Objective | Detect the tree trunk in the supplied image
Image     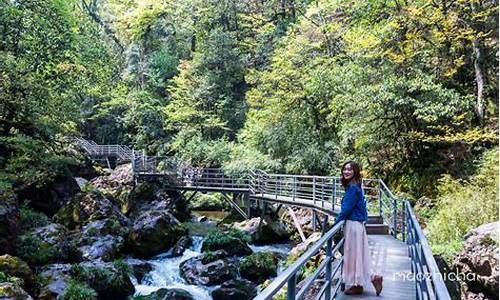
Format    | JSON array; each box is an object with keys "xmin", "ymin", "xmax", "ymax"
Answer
[{"xmin": 472, "ymin": 39, "xmax": 485, "ymax": 120}]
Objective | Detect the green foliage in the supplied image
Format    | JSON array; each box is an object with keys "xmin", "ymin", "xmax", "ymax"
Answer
[
  {"xmin": 425, "ymin": 147, "xmax": 499, "ymax": 262},
  {"xmin": 190, "ymin": 193, "xmax": 229, "ymax": 211},
  {"xmin": 59, "ymin": 280, "xmax": 97, "ymax": 300},
  {"xmin": 239, "ymin": 252, "xmax": 278, "ymax": 283},
  {"xmin": 19, "ymin": 204, "xmax": 49, "ymax": 232},
  {"xmin": 70, "ymin": 263, "xmax": 131, "ymax": 293},
  {"xmin": 203, "ymin": 228, "xmax": 250, "ymax": 250},
  {"xmin": 15, "ymin": 234, "xmax": 57, "ymax": 266}
]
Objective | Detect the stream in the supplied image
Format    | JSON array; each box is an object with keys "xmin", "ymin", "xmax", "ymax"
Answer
[{"xmin": 131, "ymin": 235, "xmax": 292, "ymax": 299}]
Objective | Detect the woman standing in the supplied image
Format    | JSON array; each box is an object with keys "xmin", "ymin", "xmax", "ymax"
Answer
[{"xmin": 333, "ymin": 161, "xmax": 383, "ymax": 296}]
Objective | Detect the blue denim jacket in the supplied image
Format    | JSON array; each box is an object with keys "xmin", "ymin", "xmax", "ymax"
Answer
[{"xmin": 333, "ymin": 183, "xmax": 368, "ymax": 225}]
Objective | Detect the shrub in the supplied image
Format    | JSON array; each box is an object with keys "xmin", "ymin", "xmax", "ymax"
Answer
[
  {"xmin": 239, "ymin": 252, "xmax": 278, "ymax": 283},
  {"xmin": 203, "ymin": 228, "xmax": 250, "ymax": 250},
  {"xmin": 425, "ymin": 147, "xmax": 499, "ymax": 262},
  {"xmin": 19, "ymin": 204, "xmax": 49, "ymax": 232},
  {"xmin": 59, "ymin": 280, "xmax": 97, "ymax": 300},
  {"xmin": 15, "ymin": 234, "xmax": 57, "ymax": 266}
]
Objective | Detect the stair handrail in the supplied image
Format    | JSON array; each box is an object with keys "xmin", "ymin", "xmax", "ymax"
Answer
[
  {"xmin": 404, "ymin": 199, "xmax": 451, "ymax": 300},
  {"xmin": 254, "ymin": 221, "xmax": 345, "ymax": 300}
]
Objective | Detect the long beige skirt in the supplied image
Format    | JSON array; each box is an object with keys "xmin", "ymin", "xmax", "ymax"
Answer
[{"xmin": 342, "ymin": 220, "xmax": 372, "ymax": 287}]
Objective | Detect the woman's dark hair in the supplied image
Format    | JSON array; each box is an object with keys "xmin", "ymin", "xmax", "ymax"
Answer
[{"xmin": 340, "ymin": 160, "xmax": 362, "ymax": 187}]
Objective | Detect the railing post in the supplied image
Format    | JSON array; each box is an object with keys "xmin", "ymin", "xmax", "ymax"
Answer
[
  {"xmin": 293, "ymin": 176, "xmax": 296, "ymax": 201},
  {"xmin": 287, "ymin": 274, "xmax": 296, "ymax": 300},
  {"xmin": 313, "ymin": 177, "xmax": 316, "ymax": 204},
  {"xmin": 378, "ymin": 180, "xmax": 383, "ymax": 217},
  {"xmin": 325, "ymin": 237, "xmax": 332, "ymax": 300},
  {"xmin": 402, "ymin": 200, "xmax": 406, "ymax": 242},
  {"xmin": 332, "ymin": 178, "xmax": 336, "ymax": 211},
  {"xmin": 393, "ymin": 197, "xmax": 397, "ymax": 238}
]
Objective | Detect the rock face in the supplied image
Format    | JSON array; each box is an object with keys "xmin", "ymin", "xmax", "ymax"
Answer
[
  {"xmin": 123, "ymin": 258, "xmax": 152, "ymax": 283},
  {"xmin": 54, "ymin": 190, "xmax": 128, "ymax": 229},
  {"xmin": 232, "ymin": 216, "xmax": 291, "ymax": 245},
  {"xmin": 0, "ymin": 282, "xmax": 33, "ymax": 300},
  {"xmin": 453, "ymin": 222, "xmax": 499, "ymax": 300},
  {"xmin": 0, "ymin": 191, "xmax": 20, "ymax": 254},
  {"xmin": 211, "ymin": 279, "xmax": 257, "ymax": 300},
  {"xmin": 90, "ymin": 163, "xmax": 135, "ymax": 210},
  {"xmin": 37, "ymin": 264, "xmax": 72, "ymax": 300},
  {"xmin": 171, "ymin": 236, "xmax": 193, "ymax": 257},
  {"xmin": 180, "ymin": 256, "xmax": 238, "ymax": 286},
  {"xmin": 0, "ymin": 255, "xmax": 34, "ymax": 292},
  {"xmin": 143, "ymin": 288, "xmax": 194, "ymax": 300},
  {"xmin": 127, "ymin": 210, "xmax": 187, "ymax": 258},
  {"xmin": 239, "ymin": 252, "xmax": 279, "ymax": 284},
  {"xmin": 75, "ymin": 219, "xmax": 128, "ymax": 261},
  {"xmin": 70, "ymin": 260, "xmax": 135, "ymax": 299},
  {"xmin": 18, "ymin": 176, "xmax": 80, "ymax": 216}
]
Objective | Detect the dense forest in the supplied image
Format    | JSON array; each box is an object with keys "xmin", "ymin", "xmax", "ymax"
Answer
[{"xmin": 0, "ymin": 0, "xmax": 499, "ymax": 298}]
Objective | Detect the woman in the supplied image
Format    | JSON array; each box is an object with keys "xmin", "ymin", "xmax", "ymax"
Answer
[{"xmin": 333, "ymin": 161, "xmax": 383, "ymax": 296}]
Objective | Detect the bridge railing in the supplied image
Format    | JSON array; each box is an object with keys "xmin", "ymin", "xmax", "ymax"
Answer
[
  {"xmin": 248, "ymin": 171, "xmax": 381, "ymax": 214},
  {"xmin": 254, "ymin": 221, "xmax": 345, "ymax": 300},
  {"xmin": 378, "ymin": 179, "xmax": 406, "ymax": 238},
  {"xmin": 405, "ymin": 200, "xmax": 451, "ymax": 300},
  {"xmin": 74, "ymin": 138, "xmax": 133, "ymax": 161}
]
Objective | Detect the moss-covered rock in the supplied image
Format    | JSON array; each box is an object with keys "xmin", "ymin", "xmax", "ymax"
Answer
[
  {"xmin": 0, "ymin": 282, "xmax": 33, "ymax": 300},
  {"xmin": 0, "ymin": 191, "xmax": 20, "ymax": 255},
  {"xmin": 239, "ymin": 252, "xmax": 279, "ymax": 284},
  {"xmin": 201, "ymin": 229, "xmax": 252, "ymax": 256},
  {"xmin": 139, "ymin": 288, "xmax": 194, "ymax": 300},
  {"xmin": 211, "ymin": 279, "xmax": 257, "ymax": 300},
  {"xmin": 54, "ymin": 190, "xmax": 127, "ymax": 229},
  {"xmin": 0, "ymin": 255, "xmax": 33, "ymax": 292},
  {"xmin": 180, "ymin": 256, "xmax": 238, "ymax": 286},
  {"xmin": 70, "ymin": 261, "xmax": 135, "ymax": 299},
  {"xmin": 127, "ymin": 210, "xmax": 187, "ymax": 258},
  {"xmin": 37, "ymin": 264, "xmax": 72, "ymax": 300}
]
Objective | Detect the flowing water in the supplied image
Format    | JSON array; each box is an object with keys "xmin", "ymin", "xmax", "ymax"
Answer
[{"xmin": 131, "ymin": 235, "xmax": 292, "ymax": 299}]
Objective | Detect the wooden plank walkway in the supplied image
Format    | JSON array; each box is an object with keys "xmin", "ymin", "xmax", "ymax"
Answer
[{"xmin": 336, "ymin": 235, "xmax": 415, "ymax": 300}]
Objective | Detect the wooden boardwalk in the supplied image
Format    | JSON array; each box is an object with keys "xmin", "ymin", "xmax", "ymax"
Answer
[{"xmin": 337, "ymin": 235, "xmax": 415, "ymax": 300}]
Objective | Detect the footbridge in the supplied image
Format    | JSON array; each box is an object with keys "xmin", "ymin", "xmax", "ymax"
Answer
[{"xmin": 75, "ymin": 138, "xmax": 451, "ymax": 300}]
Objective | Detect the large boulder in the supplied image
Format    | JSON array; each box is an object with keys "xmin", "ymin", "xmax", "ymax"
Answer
[
  {"xmin": 54, "ymin": 190, "xmax": 128, "ymax": 229},
  {"xmin": 239, "ymin": 252, "xmax": 279, "ymax": 284},
  {"xmin": 0, "ymin": 282, "xmax": 33, "ymax": 300},
  {"xmin": 0, "ymin": 191, "xmax": 20, "ymax": 254},
  {"xmin": 15, "ymin": 223, "xmax": 79, "ymax": 266},
  {"xmin": 37, "ymin": 264, "xmax": 72, "ymax": 300},
  {"xmin": 70, "ymin": 260, "xmax": 135, "ymax": 299},
  {"xmin": 0, "ymin": 255, "xmax": 34, "ymax": 292},
  {"xmin": 211, "ymin": 279, "xmax": 257, "ymax": 300},
  {"xmin": 17, "ymin": 176, "xmax": 80, "ymax": 216},
  {"xmin": 453, "ymin": 222, "xmax": 499, "ymax": 300},
  {"xmin": 180, "ymin": 256, "xmax": 238, "ymax": 286},
  {"xmin": 127, "ymin": 182, "xmax": 190, "ymax": 222},
  {"xmin": 141, "ymin": 288, "xmax": 194, "ymax": 300},
  {"xmin": 127, "ymin": 210, "xmax": 187, "ymax": 258},
  {"xmin": 74, "ymin": 219, "xmax": 128, "ymax": 261},
  {"xmin": 90, "ymin": 163, "xmax": 134, "ymax": 210},
  {"xmin": 231, "ymin": 216, "xmax": 291, "ymax": 245},
  {"xmin": 171, "ymin": 236, "xmax": 193, "ymax": 257},
  {"xmin": 123, "ymin": 258, "xmax": 152, "ymax": 284}
]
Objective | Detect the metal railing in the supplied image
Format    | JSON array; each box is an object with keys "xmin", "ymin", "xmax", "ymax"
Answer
[
  {"xmin": 405, "ymin": 200, "xmax": 451, "ymax": 300},
  {"xmin": 74, "ymin": 138, "xmax": 452, "ymax": 300},
  {"xmin": 254, "ymin": 221, "xmax": 345, "ymax": 300}
]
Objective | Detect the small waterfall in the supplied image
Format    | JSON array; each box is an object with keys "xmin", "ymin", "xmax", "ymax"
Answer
[
  {"xmin": 132, "ymin": 236, "xmax": 213, "ymax": 299},
  {"xmin": 131, "ymin": 236, "xmax": 291, "ymax": 299}
]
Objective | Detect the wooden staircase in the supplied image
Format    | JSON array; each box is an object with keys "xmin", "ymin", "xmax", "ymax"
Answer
[{"xmin": 366, "ymin": 215, "xmax": 389, "ymax": 235}]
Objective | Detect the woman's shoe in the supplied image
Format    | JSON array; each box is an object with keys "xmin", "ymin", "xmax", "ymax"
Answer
[
  {"xmin": 344, "ymin": 285, "xmax": 363, "ymax": 295},
  {"xmin": 371, "ymin": 275, "xmax": 383, "ymax": 296}
]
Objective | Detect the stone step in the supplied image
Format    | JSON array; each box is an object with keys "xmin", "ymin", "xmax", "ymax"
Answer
[
  {"xmin": 367, "ymin": 215, "xmax": 383, "ymax": 224},
  {"xmin": 366, "ymin": 223, "xmax": 389, "ymax": 235}
]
